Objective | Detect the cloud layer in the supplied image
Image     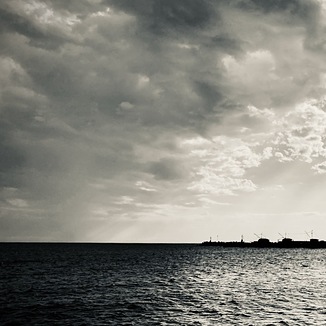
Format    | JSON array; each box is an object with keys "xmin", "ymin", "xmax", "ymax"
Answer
[{"xmin": 1, "ymin": 0, "xmax": 326, "ymax": 242}]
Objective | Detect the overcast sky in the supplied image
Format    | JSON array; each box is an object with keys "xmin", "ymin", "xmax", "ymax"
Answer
[{"xmin": 1, "ymin": 0, "xmax": 326, "ymax": 242}]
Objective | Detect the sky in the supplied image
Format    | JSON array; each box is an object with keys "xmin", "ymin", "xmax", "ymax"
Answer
[{"xmin": 1, "ymin": 0, "xmax": 326, "ymax": 243}]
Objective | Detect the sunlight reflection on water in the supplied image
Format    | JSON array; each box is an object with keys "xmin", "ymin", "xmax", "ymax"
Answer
[{"xmin": 1, "ymin": 243, "xmax": 326, "ymax": 325}]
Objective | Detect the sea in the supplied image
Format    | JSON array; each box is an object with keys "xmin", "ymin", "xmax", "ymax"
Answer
[{"xmin": 1, "ymin": 243, "xmax": 326, "ymax": 326}]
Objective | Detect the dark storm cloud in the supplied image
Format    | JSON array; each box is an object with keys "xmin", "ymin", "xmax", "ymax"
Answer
[
  {"xmin": 208, "ymin": 34, "xmax": 242, "ymax": 54},
  {"xmin": 0, "ymin": 5, "xmax": 70, "ymax": 50},
  {"xmin": 0, "ymin": 141, "xmax": 25, "ymax": 174},
  {"xmin": 0, "ymin": 1, "xmax": 273, "ymax": 131},
  {"xmin": 234, "ymin": 0, "xmax": 317, "ymax": 15},
  {"xmin": 107, "ymin": 0, "xmax": 217, "ymax": 34},
  {"xmin": 0, "ymin": 7, "xmax": 45, "ymax": 40},
  {"xmin": 193, "ymin": 81, "xmax": 225, "ymax": 114},
  {"xmin": 148, "ymin": 158, "xmax": 188, "ymax": 180},
  {"xmin": 247, "ymin": 0, "xmax": 320, "ymax": 37}
]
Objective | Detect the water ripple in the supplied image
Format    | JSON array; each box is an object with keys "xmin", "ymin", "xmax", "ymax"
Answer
[{"xmin": 1, "ymin": 244, "xmax": 326, "ymax": 325}]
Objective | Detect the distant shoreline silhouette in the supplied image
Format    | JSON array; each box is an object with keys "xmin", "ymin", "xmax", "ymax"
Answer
[{"xmin": 201, "ymin": 237, "xmax": 326, "ymax": 248}]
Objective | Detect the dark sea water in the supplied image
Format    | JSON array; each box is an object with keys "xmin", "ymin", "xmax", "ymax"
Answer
[{"xmin": 1, "ymin": 243, "xmax": 326, "ymax": 325}]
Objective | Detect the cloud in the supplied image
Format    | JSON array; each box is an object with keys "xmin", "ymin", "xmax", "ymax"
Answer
[
  {"xmin": 148, "ymin": 157, "xmax": 188, "ymax": 180},
  {"xmin": 312, "ymin": 161, "xmax": 326, "ymax": 174},
  {"xmin": 1, "ymin": 0, "xmax": 326, "ymax": 241},
  {"xmin": 272, "ymin": 98, "xmax": 326, "ymax": 163}
]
